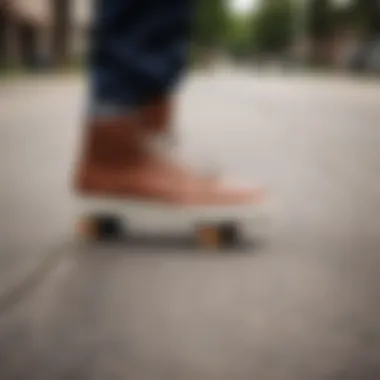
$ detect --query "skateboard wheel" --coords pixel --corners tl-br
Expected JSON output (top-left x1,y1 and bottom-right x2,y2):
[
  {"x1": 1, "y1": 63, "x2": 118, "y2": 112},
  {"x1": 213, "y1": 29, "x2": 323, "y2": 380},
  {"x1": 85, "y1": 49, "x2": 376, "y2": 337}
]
[
  {"x1": 219, "y1": 222, "x2": 241, "y2": 247},
  {"x1": 197, "y1": 225, "x2": 220, "y2": 249},
  {"x1": 196, "y1": 222, "x2": 241, "y2": 249},
  {"x1": 76, "y1": 217, "x2": 97, "y2": 239},
  {"x1": 77, "y1": 214, "x2": 124, "y2": 241}
]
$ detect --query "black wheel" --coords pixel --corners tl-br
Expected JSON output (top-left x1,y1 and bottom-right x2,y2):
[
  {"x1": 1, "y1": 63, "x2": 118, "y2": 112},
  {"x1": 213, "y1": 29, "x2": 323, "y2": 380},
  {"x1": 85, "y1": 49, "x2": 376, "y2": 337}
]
[
  {"x1": 196, "y1": 221, "x2": 242, "y2": 249},
  {"x1": 77, "y1": 214, "x2": 125, "y2": 241},
  {"x1": 219, "y1": 222, "x2": 241, "y2": 247}
]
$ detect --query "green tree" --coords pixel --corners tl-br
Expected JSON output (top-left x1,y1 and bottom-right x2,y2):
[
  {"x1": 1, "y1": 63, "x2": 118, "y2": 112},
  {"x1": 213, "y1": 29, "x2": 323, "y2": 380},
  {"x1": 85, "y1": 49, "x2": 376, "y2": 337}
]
[
  {"x1": 251, "y1": 0, "x2": 293, "y2": 55},
  {"x1": 307, "y1": 0, "x2": 334, "y2": 41},
  {"x1": 51, "y1": 0, "x2": 72, "y2": 67},
  {"x1": 225, "y1": 13, "x2": 252, "y2": 59},
  {"x1": 0, "y1": 6, "x2": 7, "y2": 69},
  {"x1": 306, "y1": 0, "x2": 335, "y2": 65},
  {"x1": 193, "y1": 0, "x2": 229, "y2": 48},
  {"x1": 351, "y1": 0, "x2": 380, "y2": 38}
]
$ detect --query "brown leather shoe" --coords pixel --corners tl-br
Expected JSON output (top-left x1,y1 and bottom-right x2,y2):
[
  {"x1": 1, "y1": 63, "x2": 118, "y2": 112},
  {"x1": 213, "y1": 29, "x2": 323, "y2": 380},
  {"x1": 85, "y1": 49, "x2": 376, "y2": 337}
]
[
  {"x1": 74, "y1": 114, "x2": 262, "y2": 205},
  {"x1": 140, "y1": 97, "x2": 172, "y2": 133}
]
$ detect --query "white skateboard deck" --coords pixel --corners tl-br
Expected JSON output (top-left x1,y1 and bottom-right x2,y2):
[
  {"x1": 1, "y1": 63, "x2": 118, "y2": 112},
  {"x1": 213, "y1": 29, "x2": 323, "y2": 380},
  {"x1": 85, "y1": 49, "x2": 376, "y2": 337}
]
[{"x1": 76, "y1": 194, "x2": 268, "y2": 237}]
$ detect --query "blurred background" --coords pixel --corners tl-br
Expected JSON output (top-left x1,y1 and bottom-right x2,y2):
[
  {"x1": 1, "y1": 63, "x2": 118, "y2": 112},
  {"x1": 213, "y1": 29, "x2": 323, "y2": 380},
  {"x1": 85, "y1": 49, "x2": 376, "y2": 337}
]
[{"x1": 1, "y1": 0, "x2": 380, "y2": 76}]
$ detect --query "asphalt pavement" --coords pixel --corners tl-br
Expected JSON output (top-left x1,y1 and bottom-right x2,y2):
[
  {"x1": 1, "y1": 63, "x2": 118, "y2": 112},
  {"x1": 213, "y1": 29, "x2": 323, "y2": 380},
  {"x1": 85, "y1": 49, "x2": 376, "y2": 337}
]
[{"x1": 1, "y1": 69, "x2": 380, "y2": 379}]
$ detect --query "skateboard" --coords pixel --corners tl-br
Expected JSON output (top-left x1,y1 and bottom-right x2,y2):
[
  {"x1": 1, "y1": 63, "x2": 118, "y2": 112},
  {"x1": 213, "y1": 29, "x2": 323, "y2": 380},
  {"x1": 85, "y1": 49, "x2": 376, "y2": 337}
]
[{"x1": 76, "y1": 192, "x2": 268, "y2": 249}]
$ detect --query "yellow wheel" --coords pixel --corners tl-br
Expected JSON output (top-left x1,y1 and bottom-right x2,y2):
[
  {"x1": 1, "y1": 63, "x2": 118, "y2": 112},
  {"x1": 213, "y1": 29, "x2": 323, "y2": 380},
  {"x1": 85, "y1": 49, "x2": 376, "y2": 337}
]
[
  {"x1": 76, "y1": 217, "x2": 98, "y2": 240},
  {"x1": 76, "y1": 214, "x2": 124, "y2": 241},
  {"x1": 197, "y1": 225, "x2": 221, "y2": 249},
  {"x1": 196, "y1": 222, "x2": 241, "y2": 250}
]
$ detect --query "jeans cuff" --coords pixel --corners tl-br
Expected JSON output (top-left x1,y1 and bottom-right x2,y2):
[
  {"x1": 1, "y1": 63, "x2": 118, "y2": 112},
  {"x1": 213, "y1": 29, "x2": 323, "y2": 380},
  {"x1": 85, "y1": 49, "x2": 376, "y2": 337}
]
[{"x1": 87, "y1": 100, "x2": 134, "y2": 119}]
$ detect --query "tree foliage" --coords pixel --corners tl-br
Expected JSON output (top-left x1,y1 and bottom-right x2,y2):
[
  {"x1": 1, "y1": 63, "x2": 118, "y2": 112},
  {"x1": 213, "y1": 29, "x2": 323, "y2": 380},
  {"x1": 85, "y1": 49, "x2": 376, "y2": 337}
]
[
  {"x1": 193, "y1": 0, "x2": 229, "y2": 48},
  {"x1": 251, "y1": 0, "x2": 293, "y2": 55},
  {"x1": 351, "y1": 0, "x2": 380, "y2": 37},
  {"x1": 307, "y1": 0, "x2": 334, "y2": 41},
  {"x1": 51, "y1": 0, "x2": 72, "y2": 66},
  {"x1": 225, "y1": 12, "x2": 252, "y2": 58}
]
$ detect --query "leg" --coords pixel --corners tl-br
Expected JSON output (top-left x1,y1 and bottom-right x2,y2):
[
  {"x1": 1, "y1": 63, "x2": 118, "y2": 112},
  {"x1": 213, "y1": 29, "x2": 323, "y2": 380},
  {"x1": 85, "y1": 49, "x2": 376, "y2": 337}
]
[
  {"x1": 89, "y1": 0, "x2": 193, "y2": 123},
  {"x1": 74, "y1": 0, "x2": 260, "y2": 206}
]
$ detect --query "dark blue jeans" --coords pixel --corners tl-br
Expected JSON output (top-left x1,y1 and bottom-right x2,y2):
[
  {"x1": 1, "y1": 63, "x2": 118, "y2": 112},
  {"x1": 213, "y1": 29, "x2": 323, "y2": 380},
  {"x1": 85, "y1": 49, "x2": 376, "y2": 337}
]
[{"x1": 89, "y1": 0, "x2": 194, "y2": 118}]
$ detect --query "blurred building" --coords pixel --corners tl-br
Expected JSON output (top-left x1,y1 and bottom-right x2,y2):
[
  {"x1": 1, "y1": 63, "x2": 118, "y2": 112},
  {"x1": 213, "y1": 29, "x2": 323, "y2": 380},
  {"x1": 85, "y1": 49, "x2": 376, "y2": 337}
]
[{"x1": 0, "y1": 0, "x2": 91, "y2": 70}]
